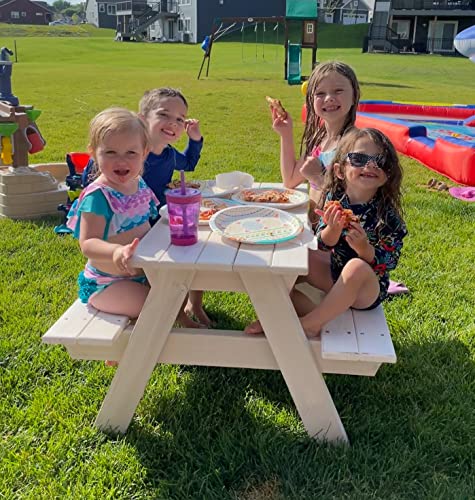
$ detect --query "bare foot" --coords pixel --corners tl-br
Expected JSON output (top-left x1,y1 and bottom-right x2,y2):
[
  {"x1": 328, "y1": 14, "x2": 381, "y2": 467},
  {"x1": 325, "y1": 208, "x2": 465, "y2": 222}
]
[
  {"x1": 185, "y1": 305, "x2": 213, "y2": 327},
  {"x1": 105, "y1": 360, "x2": 118, "y2": 367},
  {"x1": 244, "y1": 320, "x2": 265, "y2": 335},
  {"x1": 177, "y1": 310, "x2": 205, "y2": 329}
]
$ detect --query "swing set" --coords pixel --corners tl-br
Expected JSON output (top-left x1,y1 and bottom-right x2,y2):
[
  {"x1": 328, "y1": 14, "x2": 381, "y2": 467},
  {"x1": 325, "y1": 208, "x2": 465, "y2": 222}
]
[{"x1": 197, "y1": 12, "x2": 318, "y2": 84}]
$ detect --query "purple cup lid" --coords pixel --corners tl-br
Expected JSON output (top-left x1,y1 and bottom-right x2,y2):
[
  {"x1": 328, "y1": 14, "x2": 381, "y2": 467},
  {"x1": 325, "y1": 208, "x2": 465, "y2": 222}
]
[{"x1": 166, "y1": 187, "x2": 201, "y2": 203}]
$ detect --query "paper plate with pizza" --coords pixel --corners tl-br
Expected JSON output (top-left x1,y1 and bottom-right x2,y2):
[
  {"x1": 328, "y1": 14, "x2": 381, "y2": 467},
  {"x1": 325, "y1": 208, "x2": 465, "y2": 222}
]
[{"x1": 231, "y1": 187, "x2": 309, "y2": 210}]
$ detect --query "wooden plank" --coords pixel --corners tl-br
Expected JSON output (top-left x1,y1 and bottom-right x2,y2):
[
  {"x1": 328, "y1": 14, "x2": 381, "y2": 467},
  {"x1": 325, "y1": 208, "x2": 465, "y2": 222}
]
[
  {"x1": 65, "y1": 326, "x2": 381, "y2": 376},
  {"x1": 42, "y1": 300, "x2": 98, "y2": 345},
  {"x1": 233, "y1": 243, "x2": 274, "y2": 272},
  {"x1": 321, "y1": 309, "x2": 359, "y2": 361},
  {"x1": 130, "y1": 220, "x2": 170, "y2": 267},
  {"x1": 195, "y1": 230, "x2": 239, "y2": 270},
  {"x1": 76, "y1": 311, "x2": 129, "y2": 346},
  {"x1": 241, "y1": 271, "x2": 348, "y2": 443},
  {"x1": 94, "y1": 268, "x2": 194, "y2": 434},
  {"x1": 352, "y1": 306, "x2": 397, "y2": 363}
]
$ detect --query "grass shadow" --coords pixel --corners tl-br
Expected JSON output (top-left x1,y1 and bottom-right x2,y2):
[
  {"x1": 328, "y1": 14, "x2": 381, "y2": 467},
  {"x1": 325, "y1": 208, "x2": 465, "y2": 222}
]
[
  {"x1": 360, "y1": 81, "x2": 414, "y2": 89},
  {"x1": 120, "y1": 332, "x2": 475, "y2": 498}
]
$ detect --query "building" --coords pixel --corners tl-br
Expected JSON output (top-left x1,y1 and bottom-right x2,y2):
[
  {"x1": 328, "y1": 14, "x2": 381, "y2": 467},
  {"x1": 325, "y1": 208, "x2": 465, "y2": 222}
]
[
  {"x1": 368, "y1": 0, "x2": 475, "y2": 54},
  {"x1": 114, "y1": 0, "x2": 286, "y2": 42},
  {"x1": 85, "y1": 0, "x2": 119, "y2": 29},
  {"x1": 0, "y1": 0, "x2": 53, "y2": 25},
  {"x1": 319, "y1": 0, "x2": 374, "y2": 25}
]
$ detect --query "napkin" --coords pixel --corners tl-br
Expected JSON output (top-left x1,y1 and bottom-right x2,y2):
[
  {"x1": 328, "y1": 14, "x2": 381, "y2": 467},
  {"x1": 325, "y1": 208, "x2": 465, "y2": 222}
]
[{"x1": 215, "y1": 171, "x2": 254, "y2": 189}]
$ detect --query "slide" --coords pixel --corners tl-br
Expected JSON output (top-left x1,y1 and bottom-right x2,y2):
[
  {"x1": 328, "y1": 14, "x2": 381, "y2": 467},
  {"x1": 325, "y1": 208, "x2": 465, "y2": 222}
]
[{"x1": 287, "y1": 43, "x2": 302, "y2": 85}]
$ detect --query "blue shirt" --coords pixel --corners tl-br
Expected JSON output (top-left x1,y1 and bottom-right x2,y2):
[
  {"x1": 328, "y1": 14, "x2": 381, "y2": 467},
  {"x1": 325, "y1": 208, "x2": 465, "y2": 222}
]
[{"x1": 142, "y1": 138, "x2": 204, "y2": 210}]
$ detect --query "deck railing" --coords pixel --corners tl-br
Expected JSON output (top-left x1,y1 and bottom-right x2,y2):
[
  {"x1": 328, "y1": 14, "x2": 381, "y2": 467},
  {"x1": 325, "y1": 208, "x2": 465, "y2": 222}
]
[{"x1": 392, "y1": 0, "x2": 475, "y2": 10}]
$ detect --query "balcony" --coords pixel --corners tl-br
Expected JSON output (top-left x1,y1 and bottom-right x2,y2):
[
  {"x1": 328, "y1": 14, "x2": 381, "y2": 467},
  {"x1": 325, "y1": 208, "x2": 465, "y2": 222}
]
[
  {"x1": 392, "y1": 0, "x2": 475, "y2": 10},
  {"x1": 116, "y1": 0, "x2": 178, "y2": 16}
]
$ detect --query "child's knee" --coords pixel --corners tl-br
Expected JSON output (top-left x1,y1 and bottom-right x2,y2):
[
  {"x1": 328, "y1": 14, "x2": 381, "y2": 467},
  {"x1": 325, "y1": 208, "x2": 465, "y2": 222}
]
[{"x1": 341, "y1": 258, "x2": 373, "y2": 280}]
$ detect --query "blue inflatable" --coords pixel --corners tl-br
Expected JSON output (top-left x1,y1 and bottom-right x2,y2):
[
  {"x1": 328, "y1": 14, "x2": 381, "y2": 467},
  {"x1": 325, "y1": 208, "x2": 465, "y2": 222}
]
[{"x1": 454, "y1": 25, "x2": 475, "y2": 62}]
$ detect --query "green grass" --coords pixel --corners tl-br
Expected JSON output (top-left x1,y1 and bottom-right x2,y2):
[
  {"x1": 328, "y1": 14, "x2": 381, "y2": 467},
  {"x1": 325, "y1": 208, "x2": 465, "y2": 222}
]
[
  {"x1": 0, "y1": 22, "x2": 114, "y2": 38},
  {"x1": 1, "y1": 34, "x2": 475, "y2": 499}
]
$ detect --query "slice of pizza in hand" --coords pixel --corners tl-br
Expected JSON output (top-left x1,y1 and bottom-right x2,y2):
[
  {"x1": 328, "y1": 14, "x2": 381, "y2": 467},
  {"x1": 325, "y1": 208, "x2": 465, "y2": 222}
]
[
  {"x1": 323, "y1": 200, "x2": 360, "y2": 228},
  {"x1": 265, "y1": 96, "x2": 287, "y2": 119}
]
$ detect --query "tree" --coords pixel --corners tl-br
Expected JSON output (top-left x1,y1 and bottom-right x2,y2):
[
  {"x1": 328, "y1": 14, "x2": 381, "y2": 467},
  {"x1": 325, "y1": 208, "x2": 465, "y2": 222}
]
[{"x1": 52, "y1": 0, "x2": 72, "y2": 12}]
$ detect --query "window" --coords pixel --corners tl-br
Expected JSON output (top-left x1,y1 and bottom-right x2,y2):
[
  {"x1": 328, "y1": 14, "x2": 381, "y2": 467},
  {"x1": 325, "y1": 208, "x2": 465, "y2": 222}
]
[
  {"x1": 36, "y1": 12, "x2": 43, "y2": 15},
  {"x1": 99, "y1": 4, "x2": 105, "y2": 13},
  {"x1": 21, "y1": 11, "x2": 26, "y2": 16},
  {"x1": 185, "y1": 18, "x2": 191, "y2": 32},
  {"x1": 11, "y1": 11, "x2": 20, "y2": 18},
  {"x1": 391, "y1": 20, "x2": 410, "y2": 39},
  {"x1": 306, "y1": 23, "x2": 314, "y2": 34},
  {"x1": 178, "y1": 19, "x2": 184, "y2": 31},
  {"x1": 107, "y1": 4, "x2": 116, "y2": 15}
]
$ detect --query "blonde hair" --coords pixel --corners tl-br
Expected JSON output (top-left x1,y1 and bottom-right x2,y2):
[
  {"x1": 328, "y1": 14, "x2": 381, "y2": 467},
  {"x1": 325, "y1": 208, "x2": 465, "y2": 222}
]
[
  {"x1": 88, "y1": 107, "x2": 150, "y2": 153},
  {"x1": 302, "y1": 61, "x2": 360, "y2": 156},
  {"x1": 139, "y1": 87, "x2": 188, "y2": 117}
]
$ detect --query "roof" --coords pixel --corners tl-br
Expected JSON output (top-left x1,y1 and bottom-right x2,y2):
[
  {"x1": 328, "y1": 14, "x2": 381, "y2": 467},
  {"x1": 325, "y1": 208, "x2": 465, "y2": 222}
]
[{"x1": 0, "y1": 0, "x2": 54, "y2": 12}]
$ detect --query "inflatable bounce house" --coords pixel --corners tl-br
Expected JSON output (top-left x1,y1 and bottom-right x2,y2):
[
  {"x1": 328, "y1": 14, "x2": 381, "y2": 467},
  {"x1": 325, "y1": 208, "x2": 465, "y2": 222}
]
[
  {"x1": 0, "y1": 47, "x2": 67, "y2": 218},
  {"x1": 356, "y1": 101, "x2": 475, "y2": 187}
]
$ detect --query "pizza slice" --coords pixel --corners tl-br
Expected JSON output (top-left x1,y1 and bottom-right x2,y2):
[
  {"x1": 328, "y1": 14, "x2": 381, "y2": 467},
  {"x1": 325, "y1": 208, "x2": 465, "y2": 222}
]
[
  {"x1": 324, "y1": 200, "x2": 359, "y2": 228},
  {"x1": 265, "y1": 96, "x2": 287, "y2": 120}
]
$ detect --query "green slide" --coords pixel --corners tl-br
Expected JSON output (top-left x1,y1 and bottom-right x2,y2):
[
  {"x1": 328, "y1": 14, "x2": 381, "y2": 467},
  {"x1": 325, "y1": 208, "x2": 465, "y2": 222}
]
[{"x1": 287, "y1": 43, "x2": 302, "y2": 85}]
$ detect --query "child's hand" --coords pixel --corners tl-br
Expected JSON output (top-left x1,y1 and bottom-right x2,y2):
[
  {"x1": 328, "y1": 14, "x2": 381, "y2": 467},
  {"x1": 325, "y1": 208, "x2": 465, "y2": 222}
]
[
  {"x1": 345, "y1": 222, "x2": 370, "y2": 254},
  {"x1": 185, "y1": 119, "x2": 202, "y2": 141},
  {"x1": 300, "y1": 156, "x2": 323, "y2": 186},
  {"x1": 113, "y1": 238, "x2": 140, "y2": 275},
  {"x1": 315, "y1": 204, "x2": 346, "y2": 233},
  {"x1": 271, "y1": 108, "x2": 293, "y2": 137}
]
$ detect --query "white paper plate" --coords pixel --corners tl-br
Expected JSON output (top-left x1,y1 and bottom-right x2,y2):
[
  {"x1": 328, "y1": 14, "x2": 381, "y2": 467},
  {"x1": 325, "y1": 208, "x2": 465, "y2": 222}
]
[
  {"x1": 209, "y1": 205, "x2": 303, "y2": 245},
  {"x1": 159, "y1": 198, "x2": 241, "y2": 226},
  {"x1": 231, "y1": 187, "x2": 309, "y2": 209}
]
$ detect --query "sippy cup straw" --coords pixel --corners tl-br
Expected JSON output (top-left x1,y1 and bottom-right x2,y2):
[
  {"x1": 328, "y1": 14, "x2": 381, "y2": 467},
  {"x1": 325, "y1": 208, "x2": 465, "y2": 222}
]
[{"x1": 179, "y1": 170, "x2": 189, "y2": 236}]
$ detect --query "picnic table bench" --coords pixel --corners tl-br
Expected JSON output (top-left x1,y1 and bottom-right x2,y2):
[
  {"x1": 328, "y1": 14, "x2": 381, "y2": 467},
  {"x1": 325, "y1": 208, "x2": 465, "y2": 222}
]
[{"x1": 42, "y1": 182, "x2": 396, "y2": 444}]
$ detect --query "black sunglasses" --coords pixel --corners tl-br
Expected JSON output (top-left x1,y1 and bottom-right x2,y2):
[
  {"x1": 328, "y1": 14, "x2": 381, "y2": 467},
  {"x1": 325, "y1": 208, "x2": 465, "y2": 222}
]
[{"x1": 347, "y1": 152, "x2": 386, "y2": 170}]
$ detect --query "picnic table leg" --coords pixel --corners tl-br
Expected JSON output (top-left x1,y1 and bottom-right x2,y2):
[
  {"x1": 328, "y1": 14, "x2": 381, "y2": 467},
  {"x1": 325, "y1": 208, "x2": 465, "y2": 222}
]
[
  {"x1": 240, "y1": 271, "x2": 348, "y2": 444},
  {"x1": 94, "y1": 269, "x2": 193, "y2": 434}
]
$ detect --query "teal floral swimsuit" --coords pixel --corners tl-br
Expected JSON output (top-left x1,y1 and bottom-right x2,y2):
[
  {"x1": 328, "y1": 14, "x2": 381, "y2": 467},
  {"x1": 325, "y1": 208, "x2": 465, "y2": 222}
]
[{"x1": 67, "y1": 178, "x2": 159, "y2": 303}]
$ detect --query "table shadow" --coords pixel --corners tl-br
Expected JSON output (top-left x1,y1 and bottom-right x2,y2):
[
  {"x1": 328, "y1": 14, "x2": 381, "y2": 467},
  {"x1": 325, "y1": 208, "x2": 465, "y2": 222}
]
[{"x1": 120, "y1": 335, "x2": 475, "y2": 497}]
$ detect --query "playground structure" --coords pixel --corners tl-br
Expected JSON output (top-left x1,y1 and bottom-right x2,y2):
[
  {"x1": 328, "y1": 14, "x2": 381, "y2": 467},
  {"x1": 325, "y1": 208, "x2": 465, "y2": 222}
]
[
  {"x1": 197, "y1": 0, "x2": 318, "y2": 84},
  {"x1": 0, "y1": 47, "x2": 67, "y2": 219}
]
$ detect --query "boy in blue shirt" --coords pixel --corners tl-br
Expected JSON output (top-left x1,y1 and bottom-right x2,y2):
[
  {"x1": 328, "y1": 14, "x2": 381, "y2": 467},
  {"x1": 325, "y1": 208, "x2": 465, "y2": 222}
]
[
  {"x1": 139, "y1": 87, "x2": 209, "y2": 327},
  {"x1": 139, "y1": 87, "x2": 203, "y2": 210}
]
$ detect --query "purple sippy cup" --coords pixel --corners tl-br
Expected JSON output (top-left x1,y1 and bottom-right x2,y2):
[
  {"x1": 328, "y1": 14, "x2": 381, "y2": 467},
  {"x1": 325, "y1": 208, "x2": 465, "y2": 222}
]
[{"x1": 165, "y1": 187, "x2": 201, "y2": 246}]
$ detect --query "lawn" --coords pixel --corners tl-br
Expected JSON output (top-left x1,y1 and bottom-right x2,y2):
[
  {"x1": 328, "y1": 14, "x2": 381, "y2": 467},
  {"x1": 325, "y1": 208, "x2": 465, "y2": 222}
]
[{"x1": 1, "y1": 31, "x2": 475, "y2": 499}]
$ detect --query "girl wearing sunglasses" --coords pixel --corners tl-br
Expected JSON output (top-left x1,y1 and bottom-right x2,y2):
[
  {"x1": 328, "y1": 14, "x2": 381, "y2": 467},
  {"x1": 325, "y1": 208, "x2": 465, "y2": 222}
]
[{"x1": 245, "y1": 128, "x2": 407, "y2": 337}]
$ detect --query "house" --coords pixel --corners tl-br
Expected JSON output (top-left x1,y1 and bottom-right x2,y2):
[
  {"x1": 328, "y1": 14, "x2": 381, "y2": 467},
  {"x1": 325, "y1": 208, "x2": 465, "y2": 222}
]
[
  {"x1": 183, "y1": 0, "x2": 286, "y2": 44},
  {"x1": 0, "y1": 0, "x2": 53, "y2": 25},
  {"x1": 319, "y1": 0, "x2": 374, "y2": 25},
  {"x1": 85, "y1": 0, "x2": 118, "y2": 29},
  {"x1": 115, "y1": 0, "x2": 286, "y2": 43},
  {"x1": 368, "y1": 0, "x2": 475, "y2": 54}
]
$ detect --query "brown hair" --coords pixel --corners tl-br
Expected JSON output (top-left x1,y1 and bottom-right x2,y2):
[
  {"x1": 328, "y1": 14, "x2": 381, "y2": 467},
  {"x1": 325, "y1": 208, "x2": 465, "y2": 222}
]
[
  {"x1": 301, "y1": 61, "x2": 360, "y2": 156},
  {"x1": 318, "y1": 127, "x2": 404, "y2": 228},
  {"x1": 139, "y1": 87, "x2": 188, "y2": 116}
]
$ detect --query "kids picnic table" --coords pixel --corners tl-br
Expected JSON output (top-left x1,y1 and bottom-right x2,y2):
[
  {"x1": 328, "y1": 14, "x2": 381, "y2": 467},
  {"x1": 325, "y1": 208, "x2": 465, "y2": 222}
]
[{"x1": 43, "y1": 182, "x2": 396, "y2": 444}]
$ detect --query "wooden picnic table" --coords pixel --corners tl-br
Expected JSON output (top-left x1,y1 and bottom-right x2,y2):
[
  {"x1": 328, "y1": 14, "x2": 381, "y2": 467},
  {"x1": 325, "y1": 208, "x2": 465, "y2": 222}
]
[
  {"x1": 93, "y1": 182, "x2": 351, "y2": 442},
  {"x1": 43, "y1": 182, "x2": 396, "y2": 444}
]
